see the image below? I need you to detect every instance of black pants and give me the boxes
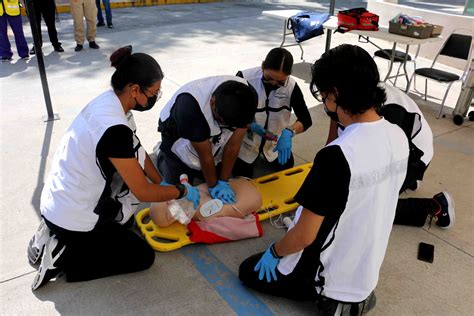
[239,253,369,315]
[32,0,59,46]
[156,151,204,185]
[44,217,155,283]
[232,154,295,179]
[394,197,437,227]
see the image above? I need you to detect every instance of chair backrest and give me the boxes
[439,33,472,60]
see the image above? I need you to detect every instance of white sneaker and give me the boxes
[27,219,51,265]
[31,234,65,290]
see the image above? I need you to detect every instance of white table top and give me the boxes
[323,16,443,45]
[262,10,303,20]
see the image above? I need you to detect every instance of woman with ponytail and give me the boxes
[28,46,200,290]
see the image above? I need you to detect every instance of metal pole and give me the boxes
[325,0,336,52]
[24,0,59,122]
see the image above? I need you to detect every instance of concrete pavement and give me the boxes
[1,2,473,315]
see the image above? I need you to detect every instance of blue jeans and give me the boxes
[0,15,29,58]
[96,0,112,24]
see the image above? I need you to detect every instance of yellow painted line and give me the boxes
[21,0,219,15]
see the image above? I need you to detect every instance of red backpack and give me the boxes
[337,8,379,33]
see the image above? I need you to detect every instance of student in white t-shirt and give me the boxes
[326,82,455,229]
[239,44,409,314]
[27,46,200,291]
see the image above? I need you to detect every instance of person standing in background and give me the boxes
[0,0,29,61]
[95,0,112,28]
[69,0,99,51]
[29,0,64,54]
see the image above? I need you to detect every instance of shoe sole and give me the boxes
[31,237,65,290]
[439,191,455,229]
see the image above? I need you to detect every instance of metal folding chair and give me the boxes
[405,30,473,118]
[374,44,420,88]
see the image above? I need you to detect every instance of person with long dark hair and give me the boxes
[28,45,200,290]
[239,44,409,313]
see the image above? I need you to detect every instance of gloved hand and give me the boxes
[249,122,266,137]
[183,183,200,209]
[209,180,236,204]
[254,243,281,282]
[273,128,293,165]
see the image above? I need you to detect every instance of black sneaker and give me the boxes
[30,47,36,55]
[107,22,114,28]
[97,21,105,27]
[89,41,100,49]
[432,191,455,229]
[31,234,66,290]
[362,291,376,313]
[75,44,83,52]
[53,43,64,52]
[1,56,12,62]
[27,219,50,266]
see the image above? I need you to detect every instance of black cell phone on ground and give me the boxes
[417,242,434,263]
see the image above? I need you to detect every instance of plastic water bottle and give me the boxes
[168,174,197,225]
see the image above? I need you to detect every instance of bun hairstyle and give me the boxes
[311,44,386,115]
[110,45,133,69]
[110,45,164,91]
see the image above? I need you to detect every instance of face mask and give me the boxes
[324,104,340,123]
[133,94,157,112]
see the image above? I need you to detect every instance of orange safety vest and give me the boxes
[0,0,21,17]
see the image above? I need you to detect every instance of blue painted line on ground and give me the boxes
[182,245,274,316]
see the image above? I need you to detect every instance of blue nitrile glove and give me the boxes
[250,122,266,137]
[183,183,200,209]
[254,243,281,283]
[208,180,236,204]
[273,128,293,165]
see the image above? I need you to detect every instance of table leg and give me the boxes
[402,44,410,91]
[279,19,304,60]
[383,42,396,82]
[280,20,288,47]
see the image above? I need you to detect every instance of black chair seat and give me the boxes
[414,68,460,82]
[374,49,412,62]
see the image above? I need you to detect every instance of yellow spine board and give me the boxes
[135,163,313,252]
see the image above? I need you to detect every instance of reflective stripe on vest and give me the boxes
[2,0,21,16]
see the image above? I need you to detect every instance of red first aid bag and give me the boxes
[337,8,379,33]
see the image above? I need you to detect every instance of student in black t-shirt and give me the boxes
[232,48,312,178]
[156,76,258,205]
[27,46,200,290]
[240,44,410,313]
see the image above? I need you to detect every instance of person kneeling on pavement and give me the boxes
[27,45,200,290]
[239,44,409,315]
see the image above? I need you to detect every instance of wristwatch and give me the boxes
[270,243,283,259]
[175,184,186,199]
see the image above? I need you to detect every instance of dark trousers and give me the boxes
[156,151,204,185]
[239,253,369,315]
[0,15,29,58]
[394,197,437,227]
[44,217,155,283]
[232,154,295,178]
[96,0,112,24]
[32,0,59,46]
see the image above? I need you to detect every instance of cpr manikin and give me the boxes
[150,178,262,227]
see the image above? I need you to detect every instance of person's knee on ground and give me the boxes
[149,178,262,227]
